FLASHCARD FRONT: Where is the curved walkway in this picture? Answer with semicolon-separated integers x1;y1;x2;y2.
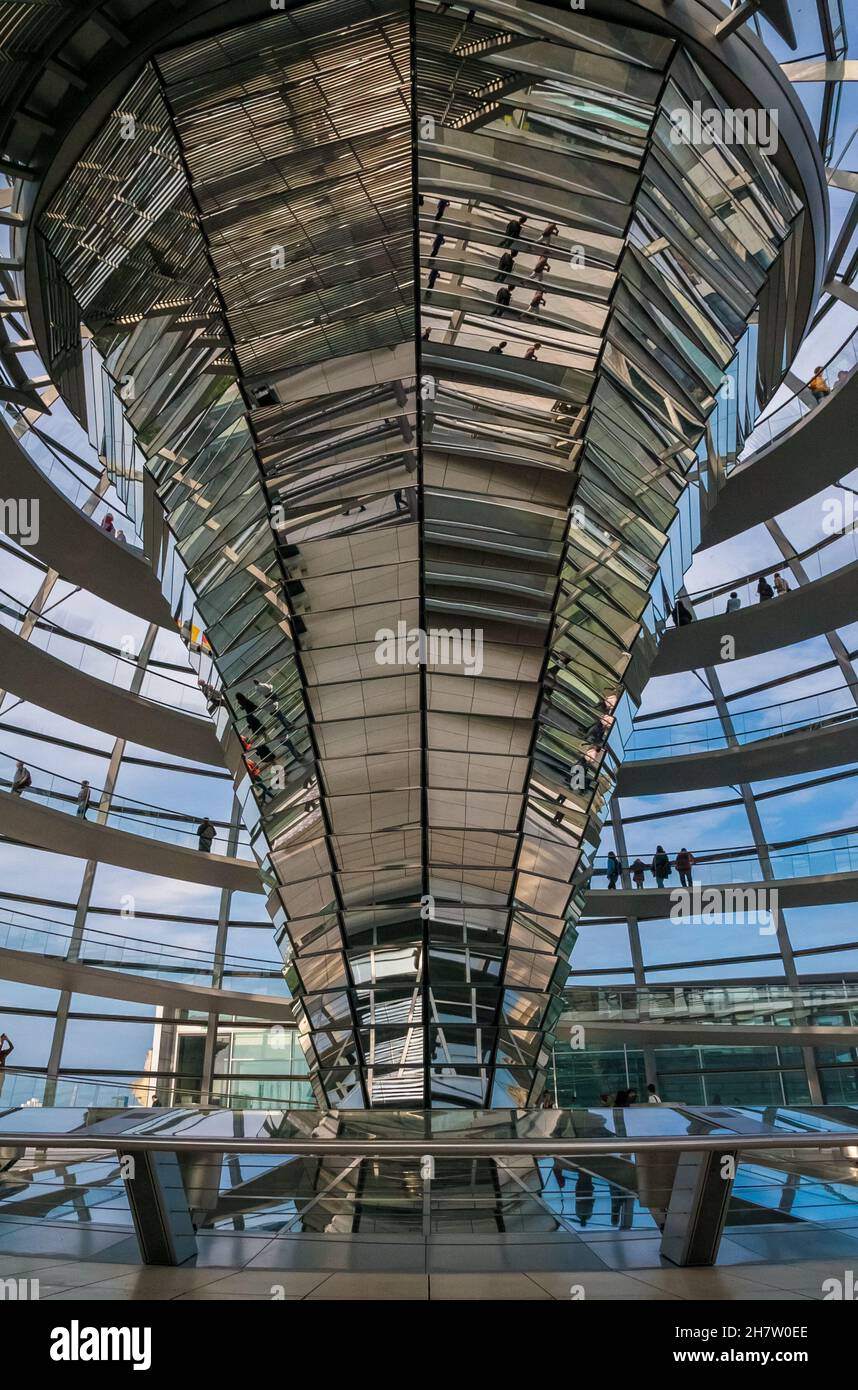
651;558;858;675
0;943;288;1021
0;621;221;766
616;713;858;796
0;793;263;893
702;362;858;547
0;416;170;626
583;870;858;918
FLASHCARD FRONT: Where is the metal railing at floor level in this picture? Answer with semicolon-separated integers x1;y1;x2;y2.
1;1104;857;1267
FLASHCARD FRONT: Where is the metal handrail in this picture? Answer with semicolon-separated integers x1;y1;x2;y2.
2;1130;857;1157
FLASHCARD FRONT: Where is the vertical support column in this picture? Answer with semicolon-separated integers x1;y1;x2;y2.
200;793;242;1104
703;662;823;1103
45;622;159;1102
609;799;659;1091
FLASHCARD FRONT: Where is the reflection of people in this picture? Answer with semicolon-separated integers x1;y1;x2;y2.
574;1169;595;1227
611;1185;634;1228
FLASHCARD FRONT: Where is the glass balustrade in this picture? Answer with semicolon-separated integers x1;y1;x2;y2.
684;534;858;620
0;750;252;857
3;411;143;546
627;684;857;758
562;981;858;1027
591;834;858;885
0;908;287;994
734;331;858;466
0;1069;308;1110
0;586;209;717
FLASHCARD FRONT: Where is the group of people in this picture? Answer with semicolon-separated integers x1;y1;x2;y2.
234;678;305;805
9;756;221;854
99;513;129;546
679;568;791;619
11;759;94;819
487;338;542;360
755;572;789;601
423;202;562;320
598;1085;661;1105
605;846;696;889
807;365;851;404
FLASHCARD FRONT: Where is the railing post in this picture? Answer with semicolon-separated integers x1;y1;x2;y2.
660;1148;737;1267
118;1146;198;1266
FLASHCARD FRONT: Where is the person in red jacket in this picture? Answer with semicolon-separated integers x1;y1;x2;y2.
674;847;696;889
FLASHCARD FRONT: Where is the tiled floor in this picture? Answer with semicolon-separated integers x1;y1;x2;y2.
3;1211;857;1300
0;1252;847;1300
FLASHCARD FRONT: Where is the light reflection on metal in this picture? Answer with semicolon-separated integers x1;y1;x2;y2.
37;0;810;1109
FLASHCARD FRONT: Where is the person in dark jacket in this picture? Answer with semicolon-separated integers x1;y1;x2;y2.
197;817;216;853
500;214;526;247
757;575;774;601
606;850;622;889
651;845;671;888
631;857;647;889
490;284;511;316
11;761;31;796
76;780;91;819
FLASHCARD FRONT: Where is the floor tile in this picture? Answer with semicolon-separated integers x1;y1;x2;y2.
201;1269;331;1297
525;1270;679;1300
172;1291;303;1301
723;1260;858;1297
307;1273;429;1300
429;1273;551;1300
626;1267;812;1301
16;1261;145;1290
73;1268;229;1299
